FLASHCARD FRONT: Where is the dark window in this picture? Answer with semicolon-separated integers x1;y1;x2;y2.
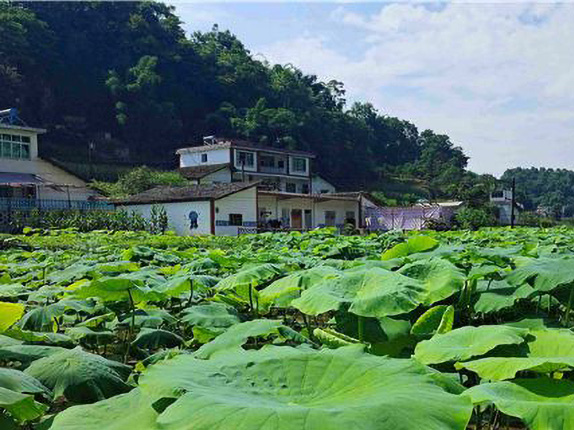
278;160;285;168
237;151;254;167
286;183;297;193
201;153;208;163
292;157;307;173
229;213;243;226
301;183;309;194
320;189;329;194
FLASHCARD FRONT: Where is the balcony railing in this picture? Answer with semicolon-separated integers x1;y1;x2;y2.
0;198;113;212
258;165;288;174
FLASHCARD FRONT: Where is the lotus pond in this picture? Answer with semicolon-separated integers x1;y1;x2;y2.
1;227;574;429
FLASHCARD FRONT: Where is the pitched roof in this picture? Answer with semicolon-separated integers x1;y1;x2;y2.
179;163;229;179
112;182;257;205
176;137;316;158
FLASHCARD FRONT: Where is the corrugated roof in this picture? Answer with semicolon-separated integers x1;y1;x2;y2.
179;163;230;179
176;137;316;158
0;172;44;185
112;182;258;205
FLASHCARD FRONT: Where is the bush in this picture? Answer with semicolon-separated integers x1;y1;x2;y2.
91;166;188;197
519;211;555;228
454;207;497;230
11;205;169;234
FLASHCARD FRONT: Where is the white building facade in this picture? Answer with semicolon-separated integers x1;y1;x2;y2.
117;137;376;236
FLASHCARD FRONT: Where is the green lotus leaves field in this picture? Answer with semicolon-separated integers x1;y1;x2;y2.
2;227;574;429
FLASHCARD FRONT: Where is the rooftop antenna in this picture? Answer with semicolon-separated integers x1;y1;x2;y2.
203;135;216;146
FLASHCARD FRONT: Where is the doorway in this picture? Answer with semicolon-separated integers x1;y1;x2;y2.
291;209;302;229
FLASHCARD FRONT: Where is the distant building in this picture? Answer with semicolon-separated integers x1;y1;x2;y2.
0;108;98;202
116;136;377;235
490;190;520;225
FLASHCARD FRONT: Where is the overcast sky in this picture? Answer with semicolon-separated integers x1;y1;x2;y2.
173;2;574;177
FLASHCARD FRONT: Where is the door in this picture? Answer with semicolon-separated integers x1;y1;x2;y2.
304;209;312;229
291;209;302;229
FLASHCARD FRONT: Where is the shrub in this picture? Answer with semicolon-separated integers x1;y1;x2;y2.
454;207;497;230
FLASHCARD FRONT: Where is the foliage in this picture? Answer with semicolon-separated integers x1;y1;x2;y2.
1;2;472;196
91;166;188;198
11;208;167;234
454;206;498;230
0;227;573;428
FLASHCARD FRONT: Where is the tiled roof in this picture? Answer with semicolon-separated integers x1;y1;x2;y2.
179;163;230;179
112;182;257;205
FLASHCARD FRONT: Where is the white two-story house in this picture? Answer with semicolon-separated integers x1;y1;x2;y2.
117;136;378;236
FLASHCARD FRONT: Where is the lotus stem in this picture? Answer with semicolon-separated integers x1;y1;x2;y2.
358;316;365;343
187;279;194;307
127;288;135;337
565;285;574;327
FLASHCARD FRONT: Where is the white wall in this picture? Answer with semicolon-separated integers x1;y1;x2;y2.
214;187;257;235
315;200;358;228
179;148;230;168
0;126;96;201
257;194;358;229
119;200;212;236
200;167;232;184
312;176;336;194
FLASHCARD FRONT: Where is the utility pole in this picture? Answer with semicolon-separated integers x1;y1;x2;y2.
510;177;516;228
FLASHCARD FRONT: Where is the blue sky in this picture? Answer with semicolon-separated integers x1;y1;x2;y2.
173;2;574;176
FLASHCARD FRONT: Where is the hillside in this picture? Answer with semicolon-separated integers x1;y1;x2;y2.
1;1;493;199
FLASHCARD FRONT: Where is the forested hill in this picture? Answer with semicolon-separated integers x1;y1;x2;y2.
1;1;491;198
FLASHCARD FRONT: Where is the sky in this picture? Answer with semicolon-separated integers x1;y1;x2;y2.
173;2;574;177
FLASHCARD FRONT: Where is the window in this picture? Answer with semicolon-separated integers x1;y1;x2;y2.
0;134;31;160
286;182;297;193
229;213;243;226
277;160;285;169
292;157;307;173
201;153;208;163
325;211;336;227
301;183;309;194
237;151;254;167
320;189;329;194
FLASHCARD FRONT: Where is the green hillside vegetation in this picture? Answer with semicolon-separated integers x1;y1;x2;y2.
0;1;495;200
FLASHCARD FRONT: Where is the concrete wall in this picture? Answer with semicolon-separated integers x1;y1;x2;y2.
200;167;232;184
311;176;336;194
179;148;230;168
214;187;257;235
119;200;212;236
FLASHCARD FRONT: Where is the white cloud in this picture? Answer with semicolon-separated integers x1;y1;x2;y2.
259;3;574;176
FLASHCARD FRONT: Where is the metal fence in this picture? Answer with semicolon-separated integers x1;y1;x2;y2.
0;198;112;212
0;198;114;233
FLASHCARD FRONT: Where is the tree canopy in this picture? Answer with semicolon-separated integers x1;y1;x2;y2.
0;1;488;198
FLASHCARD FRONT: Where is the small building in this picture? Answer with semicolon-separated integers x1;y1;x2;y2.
0;108;98;202
116;136;377;236
113;182;259;236
490;190;520;225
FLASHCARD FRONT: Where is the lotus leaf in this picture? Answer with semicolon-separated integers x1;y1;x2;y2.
465;377;574;430
24;346;131;403
140;346;472;430
414;325;528;365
